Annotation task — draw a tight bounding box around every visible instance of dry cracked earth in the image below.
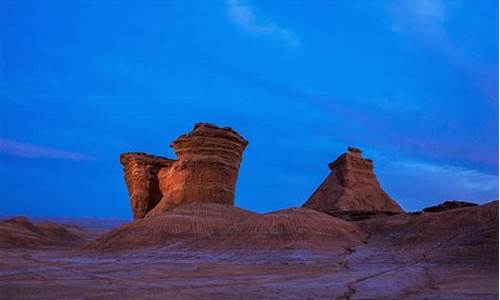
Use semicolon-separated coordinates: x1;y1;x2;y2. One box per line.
0;202;498;299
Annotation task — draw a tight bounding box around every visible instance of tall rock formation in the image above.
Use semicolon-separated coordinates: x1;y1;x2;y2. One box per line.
120;123;248;219
120;153;175;219
303;147;402;220
146;123;248;217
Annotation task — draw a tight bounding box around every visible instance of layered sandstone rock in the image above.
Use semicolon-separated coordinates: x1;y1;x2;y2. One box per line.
120;153;175;219
120;123;248;219
146;123;248;217
303;147;402;220
86;203;256;251
189;207;366;250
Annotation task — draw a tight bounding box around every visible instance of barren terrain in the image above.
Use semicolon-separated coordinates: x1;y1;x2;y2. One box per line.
0;202;497;299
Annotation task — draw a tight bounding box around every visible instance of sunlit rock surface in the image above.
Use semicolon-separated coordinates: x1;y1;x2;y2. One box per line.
147;123;248;217
119;123;248;219
120;153;175;219
303;146;403;220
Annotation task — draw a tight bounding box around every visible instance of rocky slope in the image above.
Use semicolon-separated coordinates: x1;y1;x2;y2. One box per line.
360;201;498;261
190;207;366;250
86;203;256;251
85;205;366;252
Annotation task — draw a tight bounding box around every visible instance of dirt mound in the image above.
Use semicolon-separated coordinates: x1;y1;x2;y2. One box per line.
0;216;84;248
85;202;256;251
360;201;498;260
190;207;366;250
87;205;365;251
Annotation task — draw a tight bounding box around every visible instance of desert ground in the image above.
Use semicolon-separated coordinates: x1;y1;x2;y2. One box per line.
0;201;497;300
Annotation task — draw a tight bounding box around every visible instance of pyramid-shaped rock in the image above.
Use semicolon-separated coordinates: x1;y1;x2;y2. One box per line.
303;147;402;220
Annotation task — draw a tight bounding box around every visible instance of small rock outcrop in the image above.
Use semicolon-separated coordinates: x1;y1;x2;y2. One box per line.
120;123;248;219
303;147;403;220
422;200;478;213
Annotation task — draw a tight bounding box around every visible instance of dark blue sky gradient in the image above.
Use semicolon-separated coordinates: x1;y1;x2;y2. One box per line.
1;0;498;218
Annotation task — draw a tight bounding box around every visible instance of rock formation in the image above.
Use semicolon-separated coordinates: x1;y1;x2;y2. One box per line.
360;201;498;255
303;147;402;220
120;153;175;219
422;200;478;213
147;123;248;217
120;123;248;219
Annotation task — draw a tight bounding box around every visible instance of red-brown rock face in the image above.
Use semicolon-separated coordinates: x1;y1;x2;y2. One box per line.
303;147;403;220
120;153;175;219
120;123;248;219
146;123;248;217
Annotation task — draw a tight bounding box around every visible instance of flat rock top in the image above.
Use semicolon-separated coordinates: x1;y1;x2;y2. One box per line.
119;152;175;165
173;122;248;146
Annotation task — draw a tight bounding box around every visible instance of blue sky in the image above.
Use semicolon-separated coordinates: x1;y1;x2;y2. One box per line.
0;0;498;218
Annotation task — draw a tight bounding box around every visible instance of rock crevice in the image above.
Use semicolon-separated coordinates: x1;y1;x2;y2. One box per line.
120;153;175;219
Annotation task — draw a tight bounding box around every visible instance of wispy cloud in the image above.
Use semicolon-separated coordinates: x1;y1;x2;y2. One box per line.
388;0;459;61
0;139;96;161
387;0;498;101
389;0;446;32
391;159;498;193
226;0;300;48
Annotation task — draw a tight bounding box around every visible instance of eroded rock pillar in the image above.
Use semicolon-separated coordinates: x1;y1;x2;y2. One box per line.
120;153;175;219
146;123;248;217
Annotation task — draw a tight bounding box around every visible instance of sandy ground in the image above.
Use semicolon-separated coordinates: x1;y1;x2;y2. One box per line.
1;203;497;299
1;243;497;300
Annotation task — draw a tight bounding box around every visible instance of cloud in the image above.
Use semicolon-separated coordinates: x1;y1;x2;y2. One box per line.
391;159;498;193
388;0;446;33
226;0;300;48
0;139;96;161
387;0;498;101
